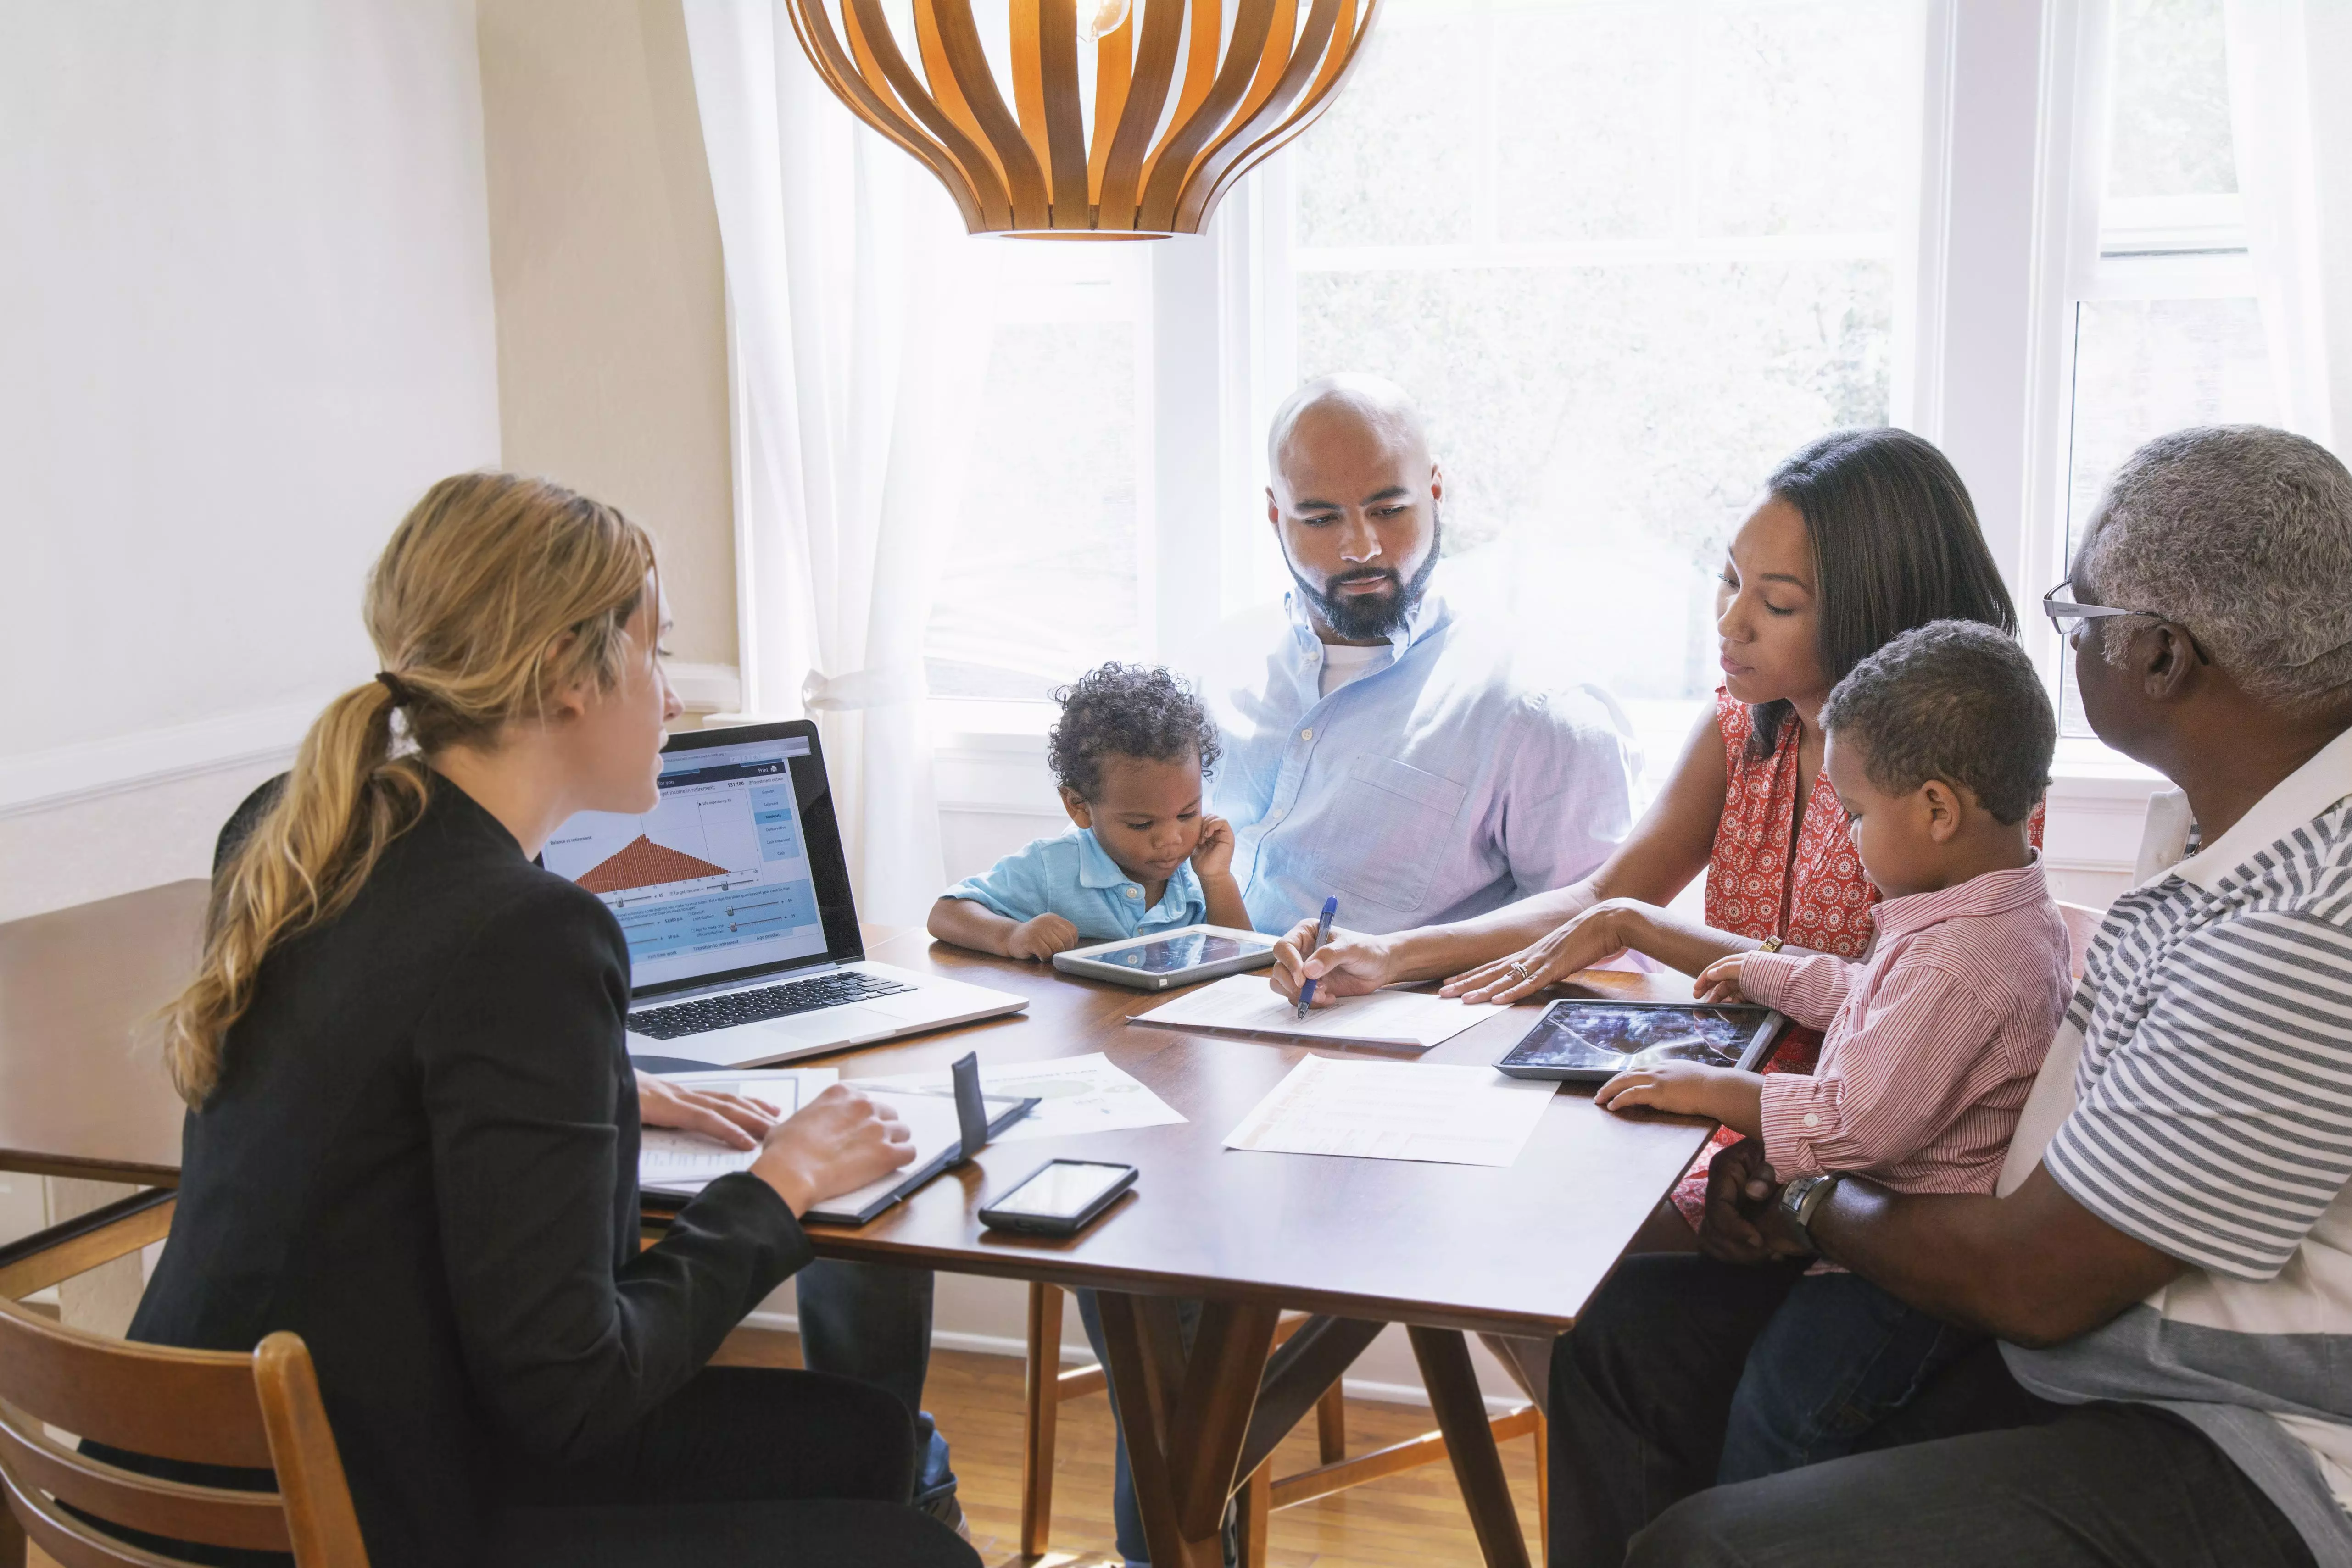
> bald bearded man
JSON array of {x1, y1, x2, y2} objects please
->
[{"x1": 1211, "y1": 373, "x2": 1635, "y2": 935}]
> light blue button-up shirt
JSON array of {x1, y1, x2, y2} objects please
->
[
  {"x1": 1208, "y1": 586, "x2": 1634, "y2": 936},
  {"x1": 940, "y1": 828, "x2": 1209, "y2": 940}
]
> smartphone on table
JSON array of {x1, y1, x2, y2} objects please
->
[{"x1": 978, "y1": 1159, "x2": 1137, "y2": 1237}]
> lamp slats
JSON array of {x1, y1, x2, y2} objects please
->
[
  {"x1": 908, "y1": 0, "x2": 1026, "y2": 213},
  {"x1": 1087, "y1": 17, "x2": 1135, "y2": 204},
  {"x1": 1169, "y1": 0, "x2": 1226, "y2": 136},
  {"x1": 1094, "y1": 0, "x2": 1189, "y2": 227},
  {"x1": 1136, "y1": 0, "x2": 1280, "y2": 230},
  {"x1": 923, "y1": 0, "x2": 1053, "y2": 227},
  {"x1": 1035, "y1": 0, "x2": 1092, "y2": 225},
  {"x1": 841, "y1": 0, "x2": 1017, "y2": 225},
  {"x1": 785, "y1": 0, "x2": 989, "y2": 230},
  {"x1": 1187, "y1": 0, "x2": 1371, "y2": 226},
  {"x1": 1177, "y1": 0, "x2": 1343, "y2": 228},
  {"x1": 1011, "y1": 0, "x2": 1053, "y2": 170},
  {"x1": 790, "y1": 0, "x2": 1373, "y2": 234}
]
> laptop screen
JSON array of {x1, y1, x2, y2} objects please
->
[{"x1": 541, "y1": 723, "x2": 863, "y2": 995}]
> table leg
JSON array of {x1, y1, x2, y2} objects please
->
[
  {"x1": 1020, "y1": 1282, "x2": 1062, "y2": 1556},
  {"x1": 1094, "y1": 1291, "x2": 1282, "y2": 1568},
  {"x1": 1409, "y1": 1325, "x2": 1532, "y2": 1568}
]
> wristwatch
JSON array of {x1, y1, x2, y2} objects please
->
[
  {"x1": 1756, "y1": 936, "x2": 1785, "y2": 954},
  {"x1": 1778, "y1": 1173, "x2": 1841, "y2": 1250}
]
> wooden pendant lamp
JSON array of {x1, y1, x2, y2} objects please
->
[{"x1": 782, "y1": 0, "x2": 1382, "y2": 236}]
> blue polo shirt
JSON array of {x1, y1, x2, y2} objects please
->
[{"x1": 940, "y1": 828, "x2": 1211, "y2": 940}]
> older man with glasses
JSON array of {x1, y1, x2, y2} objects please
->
[{"x1": 1544, "y1": 424, "x2": 2352, "y2": 1568}]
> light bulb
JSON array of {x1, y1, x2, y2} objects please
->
[{"x1": 1077, "y1": 0, "x2": 1130, "y2": 44}]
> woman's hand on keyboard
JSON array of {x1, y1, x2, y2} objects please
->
[
  {"x1": 751, "y1": 1085, "x2": 918, "y2": 1216},
  {"x1": 635, "y1": 1072, "x2": 782, "y2": 1151}
]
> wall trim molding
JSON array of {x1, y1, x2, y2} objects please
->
[
  {"x1": 668, "y1": 661, "x2": 741, "y2": 715},
  {"x1": 0, "y1": 697, "x2": 331, "y2": 820},
  {"x1": 0, "y1": 663, "x2": 744, "y2": 821}
]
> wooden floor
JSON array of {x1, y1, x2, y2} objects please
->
[{"x1": 713, "y1": 1327, "x2": 1543, "y2": 1568}]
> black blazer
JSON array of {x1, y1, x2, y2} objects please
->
[{"x1": 128, "y1": 775, "x2": 812, "y2": 1567}]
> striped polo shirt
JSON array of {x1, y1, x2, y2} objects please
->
[{"x1": 1997, "y1": 723, "x2": 2352, "y2": 1568}]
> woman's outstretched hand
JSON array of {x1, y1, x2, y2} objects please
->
[
  {"x1": 1440, "y1": 900, "x2": 1645, "y2": 1004},
  {"x1": 636, "y1": 1072, "x2": 781, "y2": 1151},
  {"x1": 1268, "y1": 920, "x2": 1394, "y2": 1005},
  {"x1": 750, "y1": 1085, "x2": 916, "y2": 1217}
]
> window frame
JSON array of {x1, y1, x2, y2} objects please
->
[{"x1": 932, "y1": 0, "x2": 2184, "y2": 826}]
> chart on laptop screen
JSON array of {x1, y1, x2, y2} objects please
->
[{"x1": 542, "y1": 737, "x2": 829, "y2": 988}]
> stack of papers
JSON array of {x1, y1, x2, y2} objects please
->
[
  {"x1": 1223, "y1": 1056, "x2": 1557, "y2": 1167},
  {"x1": 1129, "y1": 974, "x2": 1507, "y2": 1050},
  {"x1": 639, "y1": 1069, "x2": 836, "y2": 1195}
]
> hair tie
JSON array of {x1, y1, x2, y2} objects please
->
[{"x1": 375, "y1": 671, "x2": 412, "y2": 706}]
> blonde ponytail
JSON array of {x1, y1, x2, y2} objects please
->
[{"x1": 162, "y1": 473, "x2": 656, "y2": 1106}]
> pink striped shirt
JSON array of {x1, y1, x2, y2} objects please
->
[{"x1": 1744, "y1": 857, "x2": 2072, "y2": 1195}]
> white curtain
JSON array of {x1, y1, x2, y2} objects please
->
[
  {"x1": 683, "y1": 0, "x2": 998, "y2": 924},
  {"x1": 2223, "y1": 0, "x2": 2341, "y2": 449}
]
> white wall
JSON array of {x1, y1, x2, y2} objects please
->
[
  {"x1": 475, "y1": 0, "x2": 741, "y2": 673},
  {"x1": 0, "y1": 0, "x2": 503, "y2": 919}
]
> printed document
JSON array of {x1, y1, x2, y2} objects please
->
[
  {"x1": 849, "y1": 1052, "x2": 1185, "y2": 1142},
  {"x1": 1131, "y1": 974, "x2": 1506, "y2": 1050},
  {"x1": 638, "y1": 1068, "x2": 837, "y2": 1195},
  {"x1": 1223, "y1": 1056, "x2": 1557, "y2": 1167}
]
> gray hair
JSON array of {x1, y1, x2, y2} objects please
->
[
  {"x1": 1265, "y1": 373, "x2": 1430, "y2": 479},
  {"x1": 2076, "y1": 425, "x2": 2352, "y2": 711}
]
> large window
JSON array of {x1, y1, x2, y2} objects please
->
[
  {"x1": 1262, "y1": 0, "x2": 1927, "y2": 767},
  {"x1": 2052, "y1": 0, "x2": 2276, "y2": 733},
  {"x1": 925, "y1": 246, "x2": 1154, "y2": 701}
]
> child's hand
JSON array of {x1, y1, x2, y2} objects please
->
[
  {"x1": 1190, "y1": 814, "x2": 1237, "y2": 881},
  {"x1": 1594, "y1": 1062, "x2": 1760, "y2": 1136},
  {"x1": 1695, "y1": 951, "x2": 1750, "y2": 1004},
  {"x1": 1005, "y1": 913, "x2": 1081, "y2": 962}
]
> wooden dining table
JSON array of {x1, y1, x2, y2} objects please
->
[{"x1": 0, "y1": 879, "x2": 1715, "y2": 1568}]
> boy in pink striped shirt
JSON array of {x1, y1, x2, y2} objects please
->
[{"x1": 1597, "y1": 620, "x2": 2072, "y2": 1481}]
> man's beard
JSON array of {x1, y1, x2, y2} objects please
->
[{"x1": 1288, "y1": 507, "x2": 1443, "y2": 642}]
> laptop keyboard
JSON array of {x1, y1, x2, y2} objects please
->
[{"x1": 627, "y1": 972, "x2": 917, "y2": 1040}]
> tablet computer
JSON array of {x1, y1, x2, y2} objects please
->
[
  {"x1": 1494, "y1": 999, "x2": 1786, "y2": 1084},
  {"x1": 1051, "y1": 924, "x2": 1277, "y2": 991}
]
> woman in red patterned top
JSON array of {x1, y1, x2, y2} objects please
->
[{"x1": 1268, "y1": 428, "x2": 2032, "y2": 1224}]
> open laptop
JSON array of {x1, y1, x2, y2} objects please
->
[{"x1": 540, "y1": 720, "x2": 1027, "y2": 1068}]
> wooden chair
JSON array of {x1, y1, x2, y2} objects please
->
[
  {"x1": 0, "y1": 1291, "x2": 370, "y2": 1567},
  {"x1": 1020, "y1": 1284, "x2": 1544, "y2": 1565},
  {"x1": 2057, "y1": 900, "x2": 2107, "y2": 980}
]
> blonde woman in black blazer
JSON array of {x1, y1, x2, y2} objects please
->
[{"x1": 125, "y1": 473, "x2": 974, "y2": 1568}]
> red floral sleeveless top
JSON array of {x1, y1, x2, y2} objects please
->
[
  {"x1": 1672, "y1": 688, "x2": 2043, "y2": 1225},
  {"x1": 1705, "y1": 689, "x2": 1879, "y2": 965}
]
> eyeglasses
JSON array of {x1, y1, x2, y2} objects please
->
[{"x1": 2041, "y1": 577, "x2": 2155, "y2": 639}]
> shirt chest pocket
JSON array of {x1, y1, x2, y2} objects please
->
[{"x1": 1309, "y1": 755, "x2": 1471, "y2": 915}]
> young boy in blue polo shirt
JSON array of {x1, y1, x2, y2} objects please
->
[{"x1": 928, "y1": 662, "x2": 1253, "y2": 958}]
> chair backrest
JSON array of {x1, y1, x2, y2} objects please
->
[
  {"x1": 0, "y1": 1295, "x2": 369, "y2": 1568},
  {"x1": 2057, "y1": 900, "x2": 2107, "y2": 981}
]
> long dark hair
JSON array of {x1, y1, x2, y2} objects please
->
[{"x1": 1748, "y1": 428, "x2": 2018, "y2": 758}]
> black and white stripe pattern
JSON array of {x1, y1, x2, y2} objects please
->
[{"x1": 2045, "y1": 801, "x2": 2352, "y2": 1279}]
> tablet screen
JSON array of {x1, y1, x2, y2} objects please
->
[
  {"x1": 1098, "y1": 932, "x2": 1272, "y2": 974},
  {"x1": 1502, "y1": 1003, "x2": 1775, "y2": 1074}
]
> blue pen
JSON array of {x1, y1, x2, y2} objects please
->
[{"x1": 1294, "y1": 896, "x2": 1340, "y2": 1020}]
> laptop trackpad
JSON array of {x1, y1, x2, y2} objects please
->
[{"x1": 857, "y1": 990, "x2": 947, "y2": 1022}]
